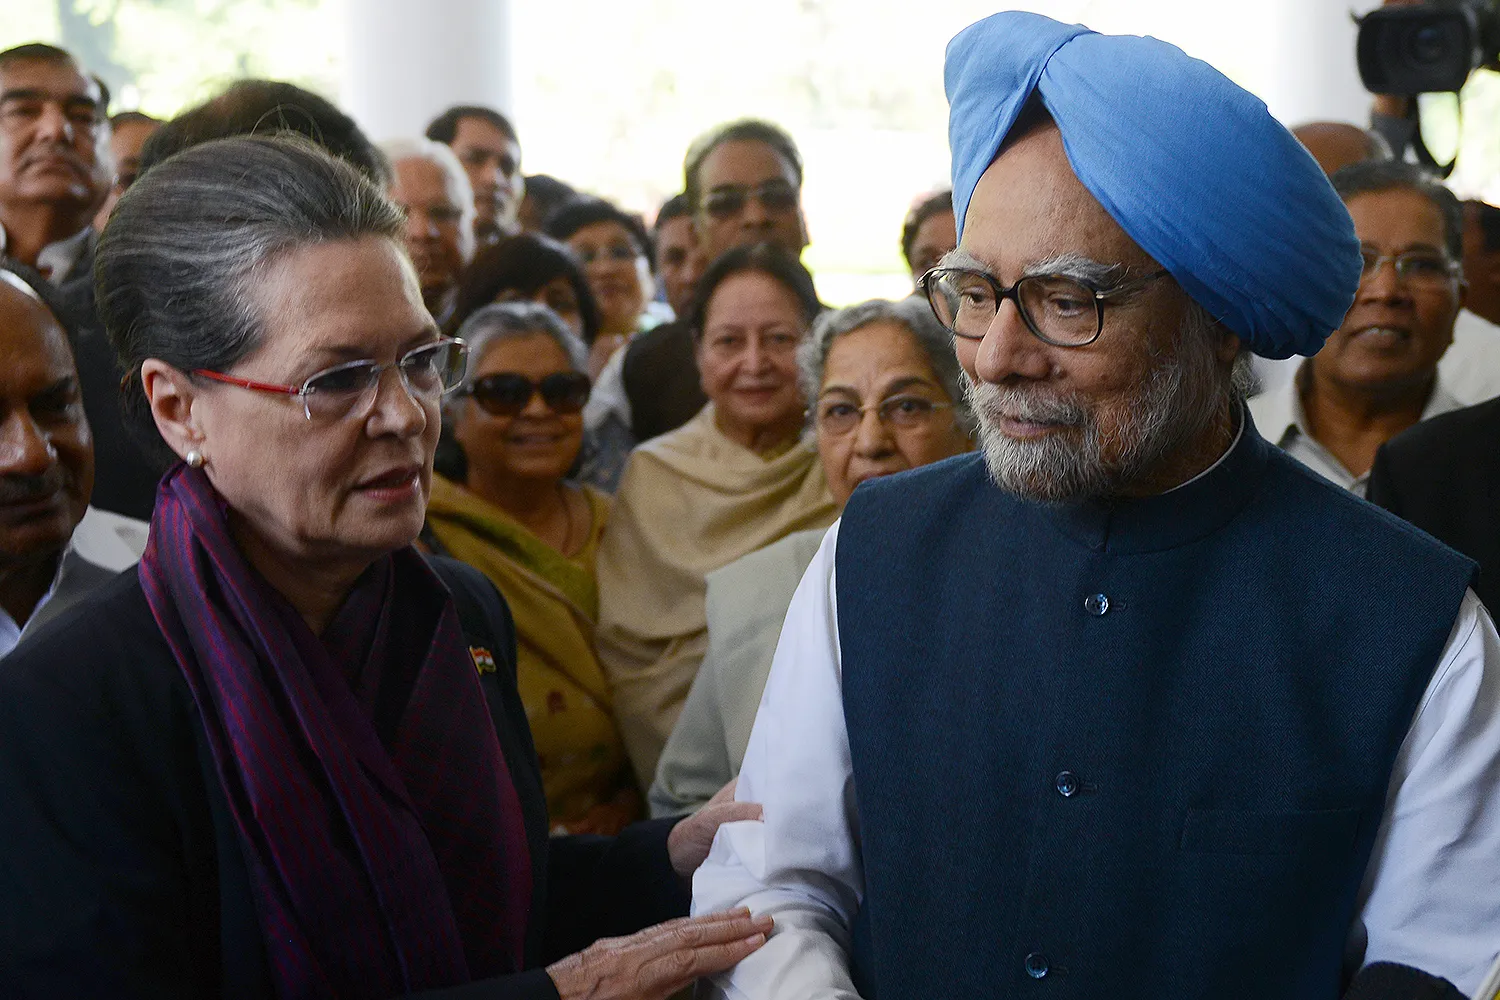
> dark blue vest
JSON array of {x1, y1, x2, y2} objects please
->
[{"x1": 836, "y1": 424, "x2": 1474, "y2": 999}]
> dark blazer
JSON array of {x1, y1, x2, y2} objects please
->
[
  {"x1": 0, "y1": 558, "x2": 688, "y2": 999},
  {"x1": 1367, "y1": 396, "x2": 1500, "y2": 613},
  {"x1": 620, "y1": 320, "x2": 707, "y2": 443}
]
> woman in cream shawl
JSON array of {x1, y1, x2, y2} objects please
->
[
  {"x1": 428, "y1": 302, "x2": 640, "y2": 834},
  {"x1": 596, "y1": 244, "x2": 837, "y2": 785}
]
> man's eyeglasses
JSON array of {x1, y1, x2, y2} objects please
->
[
  {"x1": 701, "y1": 181, "x2": 799, "y2": 220},
  {"x1": 1359, "y1": 249, "x2": 1460, "y2": 289},
  {"x1": 815, "y1": 394, "x2": 954, "y2": 436},
  {"x1": 193, "y1": 338, "x2": 468, "y2": 421},
  {"x1": 461, "y1": 371, "x2": 592, "y2": 417},
  {"x1": 921, "y1": 266, "x2": 1170, "y2": 347}
]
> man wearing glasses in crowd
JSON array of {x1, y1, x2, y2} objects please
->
[
  {"x1": 622, "y1": 118, "x2": 810, "y2": 442},
  {"x1": 0, "y1": 44, "x2": 109, "y2": 290},
  {"x1": 1250, "y1": 160, "x2": 1466, "y2": 496}
]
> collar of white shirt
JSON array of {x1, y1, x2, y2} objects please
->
[
  {"x1": 1247, "y1": 358, "x2": 1464, "y2": 494},
  {"x1": 0, "y1": 223, "x2": 93, "y2": 284}
]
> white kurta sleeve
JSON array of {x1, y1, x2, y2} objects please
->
[
  {"x1": 1355, "y1": 589, "x2": 1500, "y2": 993},
  {"x1": 692, "y1": 521, "x2": 864, "y2": 1000}
]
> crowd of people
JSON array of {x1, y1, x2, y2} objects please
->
[{"x1": 2, "y1": 4, "x2": 1500, "y2": 996}]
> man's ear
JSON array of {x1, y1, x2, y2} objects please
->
[
  {"x1": 140, "y1": 360, "x2": 204, "y2": 462},
  {"x1": 1216, "y1": 331, "x2": 1243, "y2": 365}
]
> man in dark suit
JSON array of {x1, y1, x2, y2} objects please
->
[
  {"x1": 0, "y1": 44, "x2": 167, "y2": 520},
  {"x1": 0, "y1": 43, "x2": 107, "y2": 284},
  {"x1": 1368, "y1": 397, "x2": 1500, "y2": 612},
  {"x1": 622, "y1": 119, "x2": 811, "y2": 442}
]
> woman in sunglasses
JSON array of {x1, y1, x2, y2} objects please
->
[
  {"x1": 0, "y1": 136, "x2": 768, "y2": 999},
  {"x1": 427, "y1": 301, "x2": 641, "y2": 835},
  {"x1": 595, "y1": 243, "x2": 839, "y2": 788}
]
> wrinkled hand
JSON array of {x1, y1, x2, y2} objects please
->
[
  {"x1": 546, "y1": 907, "x2": 773, "y2": 1000},
  {"x1": 667, "y1": 778, "x2": 764, "y2": 878}
]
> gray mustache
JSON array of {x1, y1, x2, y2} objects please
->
[{"x1": 965, "y1": 379, "x2": 1089, "y2": 427}]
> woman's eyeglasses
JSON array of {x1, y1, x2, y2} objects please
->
[
  {"x1": 193, "y1": 338, "x2": 468, "y2": 422},
  {"x1": 574, "y1": 243, "x2": 642, "y2": 266},
  {"x1": 463, "y1": 371, "x2": 592, "y2": 417},
  {"x1": 815, "y1": 394, "x2": 954, "y2": 436}
]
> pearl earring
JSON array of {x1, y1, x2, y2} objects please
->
[{"x1": 185, "y1": 450, "x2": 205, "y2": 469}]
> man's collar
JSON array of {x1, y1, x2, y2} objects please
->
[{"x1": 0, "y1": 221, "x2": 94, "y2": 283}]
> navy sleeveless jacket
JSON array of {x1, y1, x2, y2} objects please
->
[{"x1": 836, "y1": 423, "x2": 1474, "y2": 999}]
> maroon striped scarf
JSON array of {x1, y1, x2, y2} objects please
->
[{"x1": 139, "y1": 464, "x2": 532, "y2": 998}]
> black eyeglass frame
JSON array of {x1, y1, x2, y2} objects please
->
[{"x1": 919, "y1": 266, "x2": 1172, "y2": 348}]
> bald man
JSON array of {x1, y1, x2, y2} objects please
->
[
  {"x1": 1291, "y1": 121, "x2": 1392, "y2": 175},
  {"x1": 0, "y1": 270, "x2": 142, "y2": 658}
]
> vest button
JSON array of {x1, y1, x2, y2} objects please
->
[
  {"x1": 1055, "y1": 771, "x2": 1080, "y2": 797},
  {"x1": 1084, "y1": 593, "x2": 1109, "y2": 616},
  {"x1": 1024, "y1": 952, "x2": 1050, "y2": 979}
]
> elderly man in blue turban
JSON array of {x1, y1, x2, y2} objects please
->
[{"x1": 691, "y1": 11, "x2": 1500, "y2": 1000}]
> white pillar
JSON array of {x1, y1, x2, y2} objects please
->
[
  {"x1": 342, "y1": 0, "x2": 512, "y2": 142},
  {"x1": 1262, "y1": 0, "x2": 1373, "y2": 128}
]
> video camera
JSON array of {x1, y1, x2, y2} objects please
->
[{"x1": 1357, "y1": 0, "x2": 1500, "y2": 95}]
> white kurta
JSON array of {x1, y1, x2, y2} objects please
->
[{"x1": 693, "y1": 521, "x2": 1500, "y2": 999}]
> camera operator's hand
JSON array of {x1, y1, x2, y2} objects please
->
[{"x1": 546, "y1": 908, "x2": 773, "y2": 1000}]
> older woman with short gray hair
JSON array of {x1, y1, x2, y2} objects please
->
[{"x1": 651, "y1": 297, "x2": 974, "y2": 815}]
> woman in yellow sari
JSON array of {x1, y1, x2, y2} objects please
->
[
  {"x1": 595, "y1": 243, "x2": 838, "y2": 786},
  {"x1": 427, "y1": 301, "x2": 640, "y2": 834}
]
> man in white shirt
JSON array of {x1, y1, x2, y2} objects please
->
[
  {"x1": 0, "y1": 43, "x2": 109, "y2": 286},
  {"x1": 0, "y1": 270, "x2": 133, "y2": 658},
  {"x1": 1250, "y1": 160, "x2": 1467, "y2": 496},
  {"x1": 694, "y1": 12, "x2": 1500, "y2": 999}
]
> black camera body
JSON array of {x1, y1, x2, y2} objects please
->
[{"x1": 1357, "y1": 0, "x2": 1500, "y2": 95}]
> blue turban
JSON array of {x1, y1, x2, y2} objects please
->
[{"x1": 945, "y1": 12, "x2": 1361, "y2": 359}]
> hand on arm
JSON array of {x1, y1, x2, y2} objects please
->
[
  {"x1": 546, "y1": 908, "x2": 772, "y2": 1000},
  {"x1": 667, "y1": 779, "x2": 763, "y2": 878}
]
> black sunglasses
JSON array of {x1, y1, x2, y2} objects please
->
[{"x1": 465, "y1": 372, "x2": 591, "y2": 417}]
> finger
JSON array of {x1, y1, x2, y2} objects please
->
[
  {"x1": 629, "y1": 911, "x2": 774, "y2": 958},
  {"x1": 631, "y1": 907, "x2": 754, "y2": 938},
  {"x1": 707, "y1": 777, "x2": 738, "y2": 806},
  {"x1": 701, "y1": 802, "x2": 764, "y2": 823},
  {"x1": 638, "y1": 932, "x2": 770, "y2": 994}
]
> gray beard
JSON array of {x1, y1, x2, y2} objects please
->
[{"x1": 965, "y1": 334, "x2": 1225, "y2": 504}]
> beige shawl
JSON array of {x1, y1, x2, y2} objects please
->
[{"x1": 595, "y1": 404, "x2": 837, "y2": 786}]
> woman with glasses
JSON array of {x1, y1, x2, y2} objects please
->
[
  {"x1": 546, "y1": 197, "x2": 663, "y2": 491},
  {"x1": 0, "y1": 135, "x2": 770, "y2": 999},
  {"x1": 426, "y1": 301, "x2": 640, "y2": 836},
  {"x1": 545, "y1": 196, "x2": 661, "y2": 377},
  {"x1": 649, "y1": 297, "x2": 973, "y2": 815},
  {"x1": 595, "y1": 242, "x2": 838, "y2": 788}
]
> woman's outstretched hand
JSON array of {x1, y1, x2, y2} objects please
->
[
  {"x1": 666, "y1": 778, "x2": 763, "y2": 877},
  {"x1": 546, "y1": 907, "x2": 773, "y2": 1000}
]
